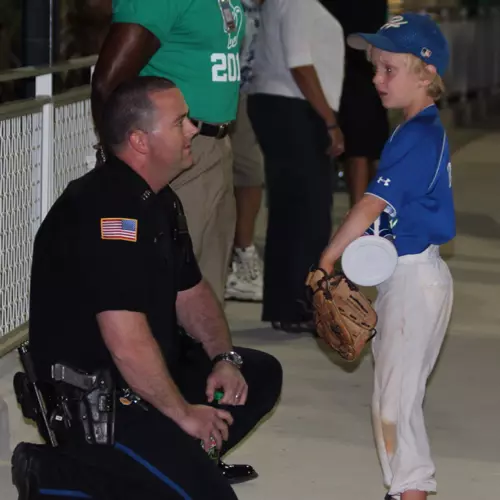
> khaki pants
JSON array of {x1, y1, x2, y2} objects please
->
[
  {"x1": 171, "y1": 134, "x2": 236, "y2": 303},
  {"x1": 371, "y1": 245, "x2": 453, "y2": 498}
]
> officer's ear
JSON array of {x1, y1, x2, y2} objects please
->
[{"x1": 128, "y1": 130, "x2": 149, "y2": 155}]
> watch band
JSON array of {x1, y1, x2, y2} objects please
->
[{"x1": 212, "y1": 351, "x2": 243, "y2": 369}]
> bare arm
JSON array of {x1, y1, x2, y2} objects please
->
[
  {"x1": 91, "y1": 23, "x2": 160, "y2": 136},
  {"x1": 290, "y1": 65, "x2": 337, "y2": 127},
  {"x1": 176, "y1": 280, "x2": 233, "y2": 360},
  {"x1": 319, "y1": 194, "x2": 388, "y2": 272},
  {"x1": 97, "y1": 310, "x2": 188, "y2": 421}
]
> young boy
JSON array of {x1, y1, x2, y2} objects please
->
[{"x1": 318, "y1": 13, "x2": 455, "y2": 500}]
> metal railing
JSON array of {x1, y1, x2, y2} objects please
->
[
  {"x1": 0, "y1": 56, "x2": 97, "y2": 345},
  {"x1": 0, "y1": 8, "x2": 500, "y2": 351}
]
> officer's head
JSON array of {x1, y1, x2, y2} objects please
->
[{"x1": 100, "y1": 76, "x2": 198, "y2": 190}]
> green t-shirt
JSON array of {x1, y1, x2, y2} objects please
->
[{"x1": 113, "y1": 0, "x2": 245, "y2": 123}]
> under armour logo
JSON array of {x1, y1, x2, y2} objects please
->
[
  {"x1": 377, "y1": 176, "x2": 391, "y2": 187},
  {"x1": 381, "y1": 16, "x2": 408, "y2": 30}
]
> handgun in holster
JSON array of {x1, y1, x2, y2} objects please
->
[{"x1": 14, "y1": 342, "x2": 116, "y2": 448}]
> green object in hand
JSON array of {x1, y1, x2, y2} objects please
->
[{"x1": 202, "y1": 389, "x2": 224, "y2": 461}]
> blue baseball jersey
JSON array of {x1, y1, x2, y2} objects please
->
[{"x1": 366, "y1": 104, "x2": 455, "y2": 256}]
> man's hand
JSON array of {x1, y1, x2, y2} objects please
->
[
  {"x1": 328, "y1": 127, "x2": 345, "y2": 158},
  {"x1": 176, "y1": 404, "x2": 234, "y2": 451},
  {"x1": 206, "y1": 362, "x2": 248, "y2": 406}
]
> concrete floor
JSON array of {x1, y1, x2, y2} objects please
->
[{"x1": 1, "y1": 128, "x2": 500, "y2": 499}]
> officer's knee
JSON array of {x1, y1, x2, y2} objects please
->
[{"x1": 239, "y1": 347, "x2": 283, "y2": 412}]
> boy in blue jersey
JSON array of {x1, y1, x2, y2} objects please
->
[{"x1": 318, "y1": 13, "x2": 455, "y2": 500}]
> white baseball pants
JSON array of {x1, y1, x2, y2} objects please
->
[{"x1": 371, "y1": 245, "x2": 453, "y2": 498}]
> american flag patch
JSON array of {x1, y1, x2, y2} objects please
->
[{"x1": 101, "y1": 218, "x2": 138, "y2": 242}]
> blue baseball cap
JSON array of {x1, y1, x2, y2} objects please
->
[{"x1": 347, "y1": 13, "x2": 450, "y2": 76}]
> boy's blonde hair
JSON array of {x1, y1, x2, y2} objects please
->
[{"x1": 406, "y1": 54, "x2": 445, "y2": 100}]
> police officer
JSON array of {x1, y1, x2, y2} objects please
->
[{"x1": 14, "y1": 76, "x2": 282, "y2": 500}]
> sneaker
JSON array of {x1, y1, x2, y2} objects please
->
[{"x1": 225, "y1": 245, "x2": 263, "y2": 302}]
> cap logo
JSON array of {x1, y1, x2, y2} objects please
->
[
  {"x1": 421, "y1": 47, "x2": 432, "y2": 58},
  {"x1": 381, "y1": 15, "x2": 409, "y2": 30}
]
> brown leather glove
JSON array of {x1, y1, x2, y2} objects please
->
[{"x1": 305, "y1": 269, "x2": 378, "y2": 361}]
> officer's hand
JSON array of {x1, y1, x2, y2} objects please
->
[
  {"x1": 178, "y1": 404, "x2": 233, "y2": 451},
  {"x1": 206, "y1": 362, "x2": 248, "y2": 406}
]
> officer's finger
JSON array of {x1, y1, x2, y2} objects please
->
[
  {"x1": 219, "y1": 387, "x2": 235, "y2": 406},
  {"x1": 216, "y1": 408, "x2": 234, "y2": 426},
  {"x1": 236, "y1": 384, "x2": 248, "y2": 406},
  {"x1": 214, "y1": 415, "x2": 229, "y2": 442},
  {"x1": 205, "y1": 377, "x2": 217, "y2": 403}
]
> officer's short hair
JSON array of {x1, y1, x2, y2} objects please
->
[{"x1": 100, "y1": 76, "x2": 177, "y2": 153}]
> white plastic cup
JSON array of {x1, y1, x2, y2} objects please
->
[{"x1": 341, "y1": 212, "x2": 398, "y2": 287}]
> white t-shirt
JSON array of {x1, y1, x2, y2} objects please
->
[{"x1": 249, "y1": 0, "x2": 345, "y2": 111}]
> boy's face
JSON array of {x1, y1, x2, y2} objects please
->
[{"x1": 370, "y1": 48, "x2": 425, "y2": 110}]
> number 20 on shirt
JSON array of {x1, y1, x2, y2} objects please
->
[{"x1": 211, "y1": 53, "x2": 241, "y2": 82}]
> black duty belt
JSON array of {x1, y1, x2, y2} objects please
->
[{"x1": 191, "y1": 119, "x2": 233, "y2": 139}]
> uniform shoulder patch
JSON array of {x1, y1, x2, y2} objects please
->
[{"x1": 101, "y1": 218, "x2": 138, "y2": 242}]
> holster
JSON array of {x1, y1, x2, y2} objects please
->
[
  {"x1": 51, "y1": 363, "x2": 116, "y2": 446},
  {"x1": 14, "y1": 363, "x2": 116, "y2": 447}
]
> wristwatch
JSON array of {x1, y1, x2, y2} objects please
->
[{"x1": 212, "y1": 351, "x2": 243, "y2": 369}]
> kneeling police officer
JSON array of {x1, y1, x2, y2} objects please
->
[{"x1": 12, "y1": 76, "x2": 283, "y2": 500}]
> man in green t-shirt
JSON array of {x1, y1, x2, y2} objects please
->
[
  {"x1": 91, "y1": 0, "x2": 245, "y2": 305},
  {"x1": 91, "y1": 0, "x2": 260, "y2": 485}
]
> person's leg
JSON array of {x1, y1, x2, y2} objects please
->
[
  {"x1": 372, "y1": 249, "x2": 453, "y2": 499},
  {"x1": 226, "y1": 93, "x2": 265, "y2": 302},
  {"x1": 231, "y1": 94, "x2": 265, "y2": 250},
  {"x1": 234, "y1": 186, "x2": 262, "y2": 249},
  {"x1": 248, "y1": 94, "x2": 332, "y2": 328},
  {"x1": 172, "y1": 135, "x2": 236, "y2": 304}
]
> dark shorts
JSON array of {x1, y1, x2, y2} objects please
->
[{"x1": 339, "y1": 69, "x2": 390, "y2": 161}]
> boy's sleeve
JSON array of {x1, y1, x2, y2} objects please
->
[
  {"x1": 366, "y1": 126, "x2": 442, "y2": 217},
  {"x1": 112, "y1": 0, "x2": 182, "y2": 42}
]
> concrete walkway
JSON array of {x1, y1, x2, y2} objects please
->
[{"x1": 1, "y1": 128, "x2": 500, "y2": 499}]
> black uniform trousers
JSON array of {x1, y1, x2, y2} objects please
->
[
  {"x1": 247, "y1": 93, "x2": 334, "y2": 323},
  {"x1": 22, "y1": 346, "x2": 282, "y2": 500}
]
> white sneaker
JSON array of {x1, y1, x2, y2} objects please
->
[{"x1": 225, "y1": 245, "x2": 263, "y2": 302}]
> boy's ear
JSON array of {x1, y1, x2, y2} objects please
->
[{"x1": 420, "y1": 64, "x2": 437, "y2": 87}]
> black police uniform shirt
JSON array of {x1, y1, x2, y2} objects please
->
[{"x1": 28, "y1": 155, "x2": 202, "y2": 386}]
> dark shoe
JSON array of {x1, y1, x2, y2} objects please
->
[
  {"x1": 384, "y1": 495, "x2": 395, "y2": 500},
  {"x1": 218, "y1": 460, "x2": 258, "y2": 484}
]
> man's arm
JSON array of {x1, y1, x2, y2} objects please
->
[
  {"x1": 291, "y1": 65, "x2": 337, "y2": 128},
  {"x1": 176, "y1": 280, "x2": 233, "y2": 360},
  {"x1": 91, "y1": 24, "x2": 160, "y2": 136},
  {"x1": 97, "y1": 310, "x2": 188, "y2": 421}
]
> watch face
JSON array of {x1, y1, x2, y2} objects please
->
[{"x1": 232, "y1": 352, "x2": 243, "y2": 365}]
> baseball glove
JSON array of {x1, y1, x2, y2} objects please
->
[{"x1": 305, "y1": 268, "x2": 378, "y2": 361}]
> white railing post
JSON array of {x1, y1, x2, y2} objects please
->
[{"x1": 36, "y1": 73, "x2": 54, "y2": 221}]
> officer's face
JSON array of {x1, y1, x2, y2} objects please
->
[{"x1": 146, "y1": 89, "x2": 198, "y2": 180}]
